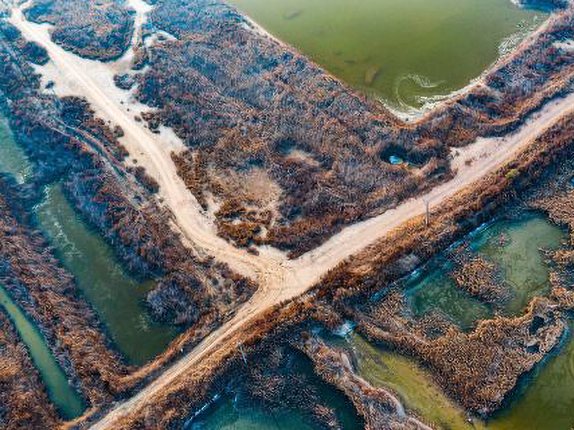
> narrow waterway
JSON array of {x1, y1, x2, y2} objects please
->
[
  {"x1": 407, "y1": 262, "x2": 493, "y2": 330},
  {"x1": 0, "y1": 116, "x2": 31, "y2": 183},
  {"x1": 0, "y1": 285, "x2": 85, "y2": 420},
  {"x1": 0, "y1": 117, "x2": 85, "y2": 418},
  {"x1": 0, "y1": 114, "x2": 178, "y2": 422},
  {"x1": 229, "y1": 0, "x2": 544, "y2": 112},
  {"x1": 35, "y1": 184, "x2": 178, "y2": 366}
]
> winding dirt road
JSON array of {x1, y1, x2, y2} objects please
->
[{"x1": 8, "y1": 3, "x2": 574, "y2": 428}]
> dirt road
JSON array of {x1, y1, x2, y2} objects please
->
[{"x1": 8, "y1": 4, "x2": 574, "y2": 429}]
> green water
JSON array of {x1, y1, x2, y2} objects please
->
[
  {"x1": 407, "y1": 215, "x2": 565, "y2": 328},
  {"x1": 348, "y1": 328, "x2": 574, "y2": 430},
  {"x1": 407, "y1": 261, "x2": 493, "y2": 330},
  {"x1": 0, "y1": 285, "x2": 85, "y2": 420},
  {"x1": 473, "y1": 216, "x2": 566, "y2": 315},
  {"x1": 35, "y1": 184, "x2": 178, "y2": 365},
  {"x1": 0, "y1": 116, "x2": 32, "y2": 183},
  {"x1": 350, "y1": 334, "x2": 481, "y2": 430},
  {"x1": 229, "y1": 0, "x2": 544, "y2": 112},
  {"x1": 191, "y1": 398, "x2": 317, "y2": 430},
  {"x1": 491, "y1": 325, "x2": 574, "y2": 430}
]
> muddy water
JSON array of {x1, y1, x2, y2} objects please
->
[
  {"x1": 349, "y1": 334, "x2": 480, "y2": 430},
  {"x1": 0, "y1": 285, "x2": 85, "y2": 419},
  {"x1": 229, "y1": 0, "x2": 544, "y2": 112},
  {"x1": 35, "y1": 184, "x2": 178, "y2": 365},
  {"x1": 347, "y1": 328, "x2": 574, "y2": 430}
]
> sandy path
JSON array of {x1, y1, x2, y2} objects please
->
[
  {"x1": 9, "y1": 4, "x2": 288, "y2": 287},
  {"x1": 8, "y1": 4, "x2": 574, "y2": 428}
]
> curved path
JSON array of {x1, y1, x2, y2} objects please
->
[{"x1": 8, "y1": 3, "x2": 574, "y2": 428}]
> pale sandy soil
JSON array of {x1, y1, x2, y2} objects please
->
[{"x1": 8, "y1": 3, "x2": 574, "y2": 428}]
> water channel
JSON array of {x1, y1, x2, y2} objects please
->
[
  {"x1": 0, "y1": 285, "x2": 85, "y2": 419},
  {"x1": 0, "y1": 116, "x2": 178, "y2": 419}
]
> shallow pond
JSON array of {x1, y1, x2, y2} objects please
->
[
  {"x1": 0, "y1": 285, "x2": 85, "y2": 420},
  {"x1": 188, "y1": 351, "x2": 363, "y2": 430},
  {"x1": 472, "y1": 215, "x2": 566, "y2": 315},
  {"x1": 407, "y1": 214, "x2": 565, "y2": 328},
  {"x1": 229, "y1": 0, "x2": 544, "y2": 112},
  {"x1": 407, "y1": 261, "x2": 493, "y2": 330},
  {"x1": 347, "y1": 328, "x2": 574, "y2": 430}
]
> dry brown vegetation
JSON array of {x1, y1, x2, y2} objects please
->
[
  {"x1": 23, "y1": 0, "x2": 134, "y2": 61},
  {"x1": 0, "y1": 312, "x2": 60, "y2": 430},
  {"x1": 298, "y1": 335, "x2": 433, "y2": 430},
  {"x1": 125, "y1": 0, "x2": 574, "y2": 255},
  {"x1": 232, "y1": 343, "x2": 349, "y2": 430},
  {"x1": 3, "y1": 0, "x2": 574, "y2": 428},
  {"x1": 134, "y1": 0, "x2": 453, "y2": 256},
  {"x1": 68, "y1": 81, "x2": 574, "y2": 430},
  {"x1": 451, "y1": 250, "x2": 509, "y2": 304},
  {"x1": 357, "y1": 290, "x2": 568, "y2": 414}
]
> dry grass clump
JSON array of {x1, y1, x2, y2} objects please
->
[
  {"x1": 172, "y1": 151, "x2": 209, "y2": 210},
  {"x1": 234, "y1": 344, "x2": 344, "y2": 430},
  {"x1": 451, "y1": 252, "x2": 508, "y2": 304},
  {"x1": 534, "y1": 189, "x2": 574, "y2": 232}
]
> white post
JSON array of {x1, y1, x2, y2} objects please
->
[{"x1": 238, "y1": 343, "x2": 247, "y2": 364}]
